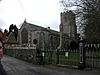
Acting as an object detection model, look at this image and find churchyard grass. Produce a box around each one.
[43,51,80,66]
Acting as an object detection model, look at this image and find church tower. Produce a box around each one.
[60,11,77,39]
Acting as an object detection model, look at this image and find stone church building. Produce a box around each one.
[18,11,77,50]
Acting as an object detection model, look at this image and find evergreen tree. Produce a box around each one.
[13,25,18,40]
[8,24,18,40]
[4,29,9,36]
[9,24,14,34]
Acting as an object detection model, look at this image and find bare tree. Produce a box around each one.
[60,0,100,43]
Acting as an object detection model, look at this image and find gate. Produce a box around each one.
[84,44,100,69]
[57,49,80,66]
[37,43,100,70]
[41,49,80,67]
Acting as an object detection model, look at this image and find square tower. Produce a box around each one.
[60,11,77,39]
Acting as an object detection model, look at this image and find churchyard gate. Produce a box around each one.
[40,43,100,70]
[84,44,100,69]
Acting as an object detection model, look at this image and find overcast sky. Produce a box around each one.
[0,0,61,31]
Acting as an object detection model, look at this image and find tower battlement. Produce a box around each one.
[60,10,77,39]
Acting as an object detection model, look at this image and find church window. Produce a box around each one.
[33,39,37,44]
[21,28,28,44]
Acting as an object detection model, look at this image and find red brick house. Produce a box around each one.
[0,30,7,41]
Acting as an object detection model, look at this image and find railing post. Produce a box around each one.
[78,40,85,69]
[56,49,59,64]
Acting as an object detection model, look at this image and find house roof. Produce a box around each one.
[0,30,7,41]
[6,32,18,44]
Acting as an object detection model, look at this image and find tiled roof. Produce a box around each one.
[22,20,60,35]
[6,32,18,44]
[0,31,7,40]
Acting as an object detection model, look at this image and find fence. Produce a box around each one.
[4,43,100,70]
[40,43,100,70]
[41,49,80,66]
[84,44,100,69]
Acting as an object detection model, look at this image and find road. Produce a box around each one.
[1,55,100,75]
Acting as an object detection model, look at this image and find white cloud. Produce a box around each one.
[0,0,61,31]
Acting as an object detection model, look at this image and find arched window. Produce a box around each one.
[33,39,37,44]
[21,28,28,44]
[70,40,79,50]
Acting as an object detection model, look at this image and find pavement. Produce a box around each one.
[1,55,100,75]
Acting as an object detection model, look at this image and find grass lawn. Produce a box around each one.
[43,51,80,66]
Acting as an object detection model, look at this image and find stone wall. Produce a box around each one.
[5,46,37,63]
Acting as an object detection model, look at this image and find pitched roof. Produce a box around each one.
[21,20,60,35]
[6,32,18,44]
[0,30,7,40]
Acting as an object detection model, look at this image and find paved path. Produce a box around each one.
[1,55,100,75]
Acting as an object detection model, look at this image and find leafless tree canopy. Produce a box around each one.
[60,0,100,43]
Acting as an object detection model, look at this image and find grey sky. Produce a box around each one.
[0,0,61,31]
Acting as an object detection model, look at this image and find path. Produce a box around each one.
[1,55,100,75]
